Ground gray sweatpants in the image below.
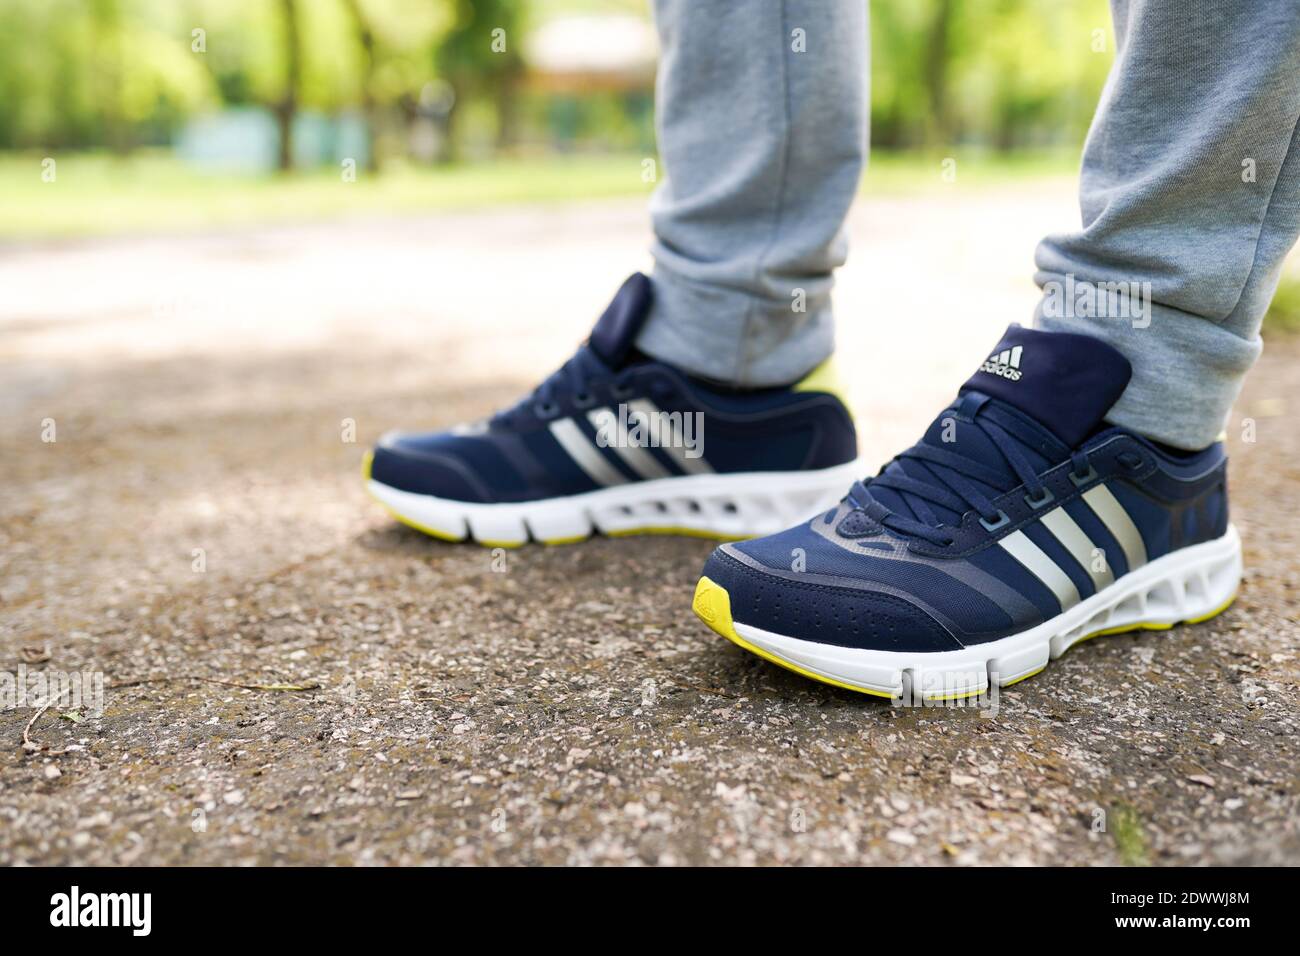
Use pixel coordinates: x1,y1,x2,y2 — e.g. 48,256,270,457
636,0,1300,450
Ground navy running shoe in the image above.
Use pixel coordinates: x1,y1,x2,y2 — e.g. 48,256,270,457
365,274,860,546
694,324,1242,701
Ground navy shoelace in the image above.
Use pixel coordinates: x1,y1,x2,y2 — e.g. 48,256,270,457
845,414,1093,547
492,347,610,426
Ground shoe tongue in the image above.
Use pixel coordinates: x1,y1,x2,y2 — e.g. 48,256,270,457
589,273,653,368
861,326,1131,532
960,324,1131,447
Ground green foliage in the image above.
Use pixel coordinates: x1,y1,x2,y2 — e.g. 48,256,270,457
871,0,1113,149
0,0,1116,158
0,0,217,149
435,0,526,153
437,0,524,82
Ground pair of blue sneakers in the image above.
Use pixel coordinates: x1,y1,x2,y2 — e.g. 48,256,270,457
367,274,1241,700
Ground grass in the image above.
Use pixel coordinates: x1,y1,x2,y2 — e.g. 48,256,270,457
0,152,657,241
0,148,1080,241
1109,803,1151,867
864,148,1078,194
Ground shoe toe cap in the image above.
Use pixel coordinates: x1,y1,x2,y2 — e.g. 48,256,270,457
368,431,489,502
700,545,960,654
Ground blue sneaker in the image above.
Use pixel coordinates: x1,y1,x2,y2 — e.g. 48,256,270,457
365,274,860,546
694,325,1242,701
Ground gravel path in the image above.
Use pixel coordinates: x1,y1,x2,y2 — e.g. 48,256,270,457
1,190,1296,865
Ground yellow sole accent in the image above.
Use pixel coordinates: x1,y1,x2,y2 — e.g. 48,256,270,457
1183,594,1238,624
1077,620,1172,641
692,576,895,699
1068,593,1237,649
1001,665,1047,688
365,502,753,548
373,501,466,543
362,456,467,543
924,687,990,702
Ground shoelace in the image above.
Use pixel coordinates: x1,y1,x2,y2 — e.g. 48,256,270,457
845,414,1094,547
493,346,625,426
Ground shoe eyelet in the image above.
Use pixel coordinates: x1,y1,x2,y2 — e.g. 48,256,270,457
610,381,636,401
1024,487,1054,509
979,509,1010,532
572,392,596,410
1069,465,1098,487
534,401,561,420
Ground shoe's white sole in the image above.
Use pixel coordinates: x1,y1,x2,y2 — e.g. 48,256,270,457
364,452,863,546
694,524,1243,701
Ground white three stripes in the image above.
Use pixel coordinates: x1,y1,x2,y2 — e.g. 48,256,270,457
1082,484,1148,570
1000,530,1080,609
586,407,670,480
548,418,626,487
548,401,711,486
627,400,712,476
1040,507,1115,591
998,482,1146,610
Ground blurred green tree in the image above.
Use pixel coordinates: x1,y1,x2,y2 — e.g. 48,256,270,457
871,0,1111,150
0,0,214,150
436,0,525,158
274,0,301,171
341,0,380,171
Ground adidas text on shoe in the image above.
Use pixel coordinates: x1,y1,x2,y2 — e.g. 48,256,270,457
981,344,1023,381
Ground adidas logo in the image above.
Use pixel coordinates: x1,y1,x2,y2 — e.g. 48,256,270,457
981,345,1023,381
